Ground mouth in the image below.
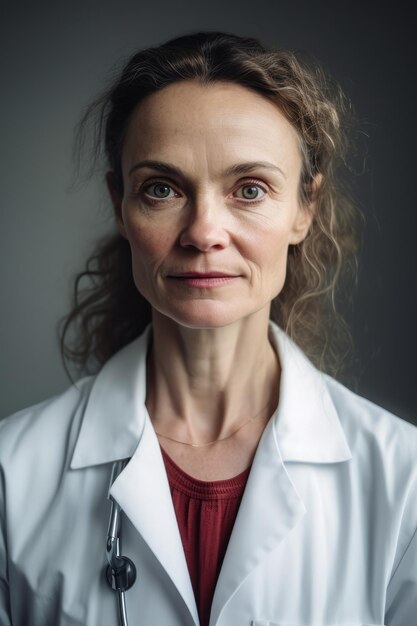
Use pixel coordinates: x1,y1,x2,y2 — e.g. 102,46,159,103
167,271,241,287
171,271,239,278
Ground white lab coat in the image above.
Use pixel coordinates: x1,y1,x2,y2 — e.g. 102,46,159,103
1,322,416,626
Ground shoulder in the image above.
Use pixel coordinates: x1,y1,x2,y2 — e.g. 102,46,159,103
324,374,417,532
0,376,94,469
270,322,417,474
324,373,417,463
324,375,417,570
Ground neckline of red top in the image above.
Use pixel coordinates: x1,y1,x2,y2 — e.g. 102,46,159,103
160,445,252,500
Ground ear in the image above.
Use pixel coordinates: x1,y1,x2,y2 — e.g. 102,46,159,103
289,174,322,245
106,171,127,238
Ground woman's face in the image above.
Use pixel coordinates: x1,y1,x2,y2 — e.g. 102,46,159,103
111,80,313,329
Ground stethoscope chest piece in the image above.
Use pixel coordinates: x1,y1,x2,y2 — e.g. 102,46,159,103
106,556,137,592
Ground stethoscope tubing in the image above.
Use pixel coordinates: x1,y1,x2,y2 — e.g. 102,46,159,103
106,459,135,626
117,584,129,626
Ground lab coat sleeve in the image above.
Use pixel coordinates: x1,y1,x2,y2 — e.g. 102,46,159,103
0,462,12,626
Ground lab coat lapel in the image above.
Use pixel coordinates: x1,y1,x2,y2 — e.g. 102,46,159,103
210,416,306,626
210,323,352,625
70,326,199,625
109,414,200,626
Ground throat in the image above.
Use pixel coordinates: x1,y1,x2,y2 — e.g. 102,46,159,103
146,311,280,452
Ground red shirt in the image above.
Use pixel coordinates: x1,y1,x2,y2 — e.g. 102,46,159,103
160,446,251,626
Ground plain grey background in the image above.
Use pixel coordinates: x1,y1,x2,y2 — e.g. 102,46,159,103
1,1,416,423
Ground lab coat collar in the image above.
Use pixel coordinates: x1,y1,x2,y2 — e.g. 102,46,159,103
70,326,152,469
70,321,352,470
268,323,352,463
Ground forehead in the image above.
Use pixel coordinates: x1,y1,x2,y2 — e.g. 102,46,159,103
122,80,302,176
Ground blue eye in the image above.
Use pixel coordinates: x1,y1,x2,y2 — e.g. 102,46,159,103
236,183,267,201
145,182,175,199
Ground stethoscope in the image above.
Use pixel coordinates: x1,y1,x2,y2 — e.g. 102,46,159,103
105,459,137,626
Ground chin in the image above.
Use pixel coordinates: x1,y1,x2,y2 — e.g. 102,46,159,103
153,299,250,330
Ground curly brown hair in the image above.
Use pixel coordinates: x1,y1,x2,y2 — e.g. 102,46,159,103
60,31,362,378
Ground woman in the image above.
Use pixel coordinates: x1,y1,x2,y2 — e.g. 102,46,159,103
1,31,416,626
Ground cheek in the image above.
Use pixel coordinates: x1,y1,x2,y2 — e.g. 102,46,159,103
245,221,292,300
124,219,169,266
124,226,162,300
264,238,290,288
245,219,291,269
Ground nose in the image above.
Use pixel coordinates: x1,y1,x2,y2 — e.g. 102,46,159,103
179,196,230,252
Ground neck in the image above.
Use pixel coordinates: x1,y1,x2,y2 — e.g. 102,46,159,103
146,308,280,444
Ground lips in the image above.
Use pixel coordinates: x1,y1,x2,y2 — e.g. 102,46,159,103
166,271,241,287
168,271,240,278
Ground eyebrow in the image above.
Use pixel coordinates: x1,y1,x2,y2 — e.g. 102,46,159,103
128,159,286,179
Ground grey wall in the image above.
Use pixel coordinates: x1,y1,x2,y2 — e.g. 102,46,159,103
1,1,416,423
